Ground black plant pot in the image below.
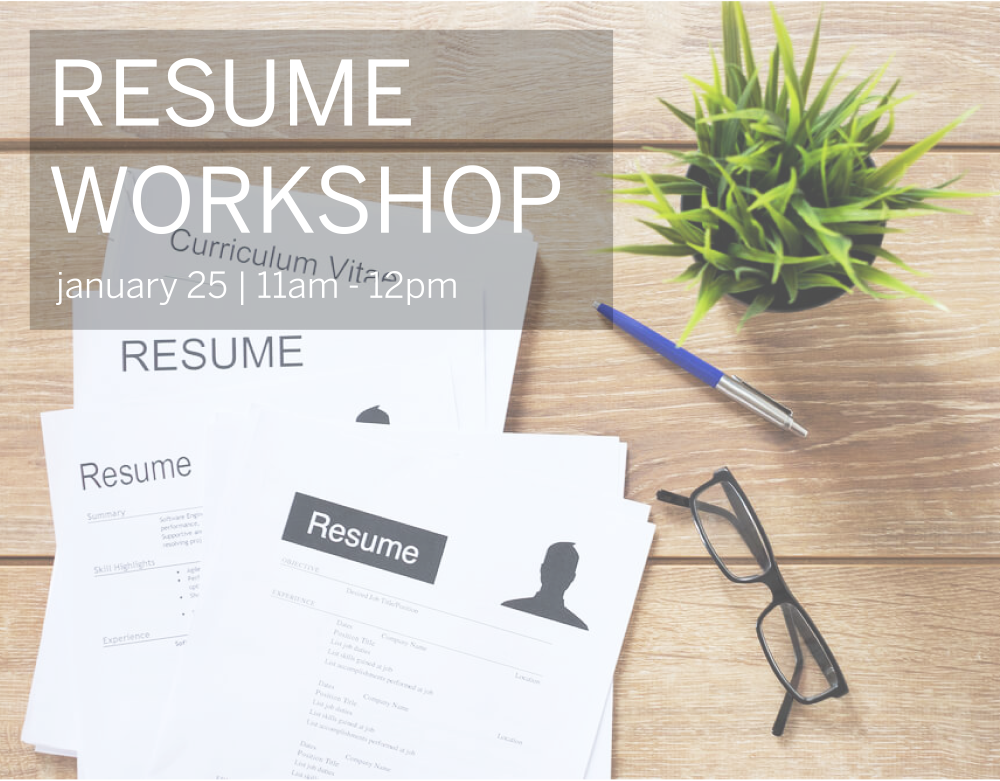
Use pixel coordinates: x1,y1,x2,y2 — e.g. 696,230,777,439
678,163,883,313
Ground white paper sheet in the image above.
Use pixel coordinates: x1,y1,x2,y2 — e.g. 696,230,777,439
71,298,486,431
92,167,539,432
148,412,653,778
159,417,626,779
21,416,80,757
37,361,458,779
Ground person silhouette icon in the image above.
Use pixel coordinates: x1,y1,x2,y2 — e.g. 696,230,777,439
502,542,588,630
356,405,390,425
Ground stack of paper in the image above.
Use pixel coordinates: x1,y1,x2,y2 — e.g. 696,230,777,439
23,171,654,778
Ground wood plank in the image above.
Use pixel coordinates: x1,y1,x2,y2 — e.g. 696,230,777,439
614,562,1000,777
0,153,69,558
0,565,76,779
1,2,998,144
2,150,998,557
1,563,998,777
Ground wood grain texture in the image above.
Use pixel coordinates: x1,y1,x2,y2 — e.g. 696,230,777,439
613,562,1000,777
0,153,70,558
2,151,998,557
1,2,999,144
1,564,998,778
0,566,77,780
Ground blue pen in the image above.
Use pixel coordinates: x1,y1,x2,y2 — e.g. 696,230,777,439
593,301,807,437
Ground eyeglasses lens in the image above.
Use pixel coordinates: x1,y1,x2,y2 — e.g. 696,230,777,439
692,481,769,579
760,602,838,700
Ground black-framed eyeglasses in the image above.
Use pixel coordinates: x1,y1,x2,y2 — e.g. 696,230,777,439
657,467,848,736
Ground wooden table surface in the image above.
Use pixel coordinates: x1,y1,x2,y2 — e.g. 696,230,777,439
1,2,999,777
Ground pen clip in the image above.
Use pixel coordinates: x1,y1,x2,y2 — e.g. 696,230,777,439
730,376,793,416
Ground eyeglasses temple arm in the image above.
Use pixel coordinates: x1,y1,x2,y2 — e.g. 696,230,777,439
772,604,805,737
657,491,737,522
792,610,830,673
789,607,845,696
656,490,690,508
656,490,742,523
772,691,795,736
720,482,771,570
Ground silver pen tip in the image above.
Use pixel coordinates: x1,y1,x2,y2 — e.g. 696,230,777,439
789,419,808,437
591,300,603,311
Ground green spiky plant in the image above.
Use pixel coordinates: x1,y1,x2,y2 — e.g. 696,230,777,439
612,1,986,343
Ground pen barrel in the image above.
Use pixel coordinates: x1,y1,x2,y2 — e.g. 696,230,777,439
661,343,725,387
596,304,806,436
604,307,722,387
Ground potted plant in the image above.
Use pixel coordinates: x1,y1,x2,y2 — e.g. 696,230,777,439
612,1,986,343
